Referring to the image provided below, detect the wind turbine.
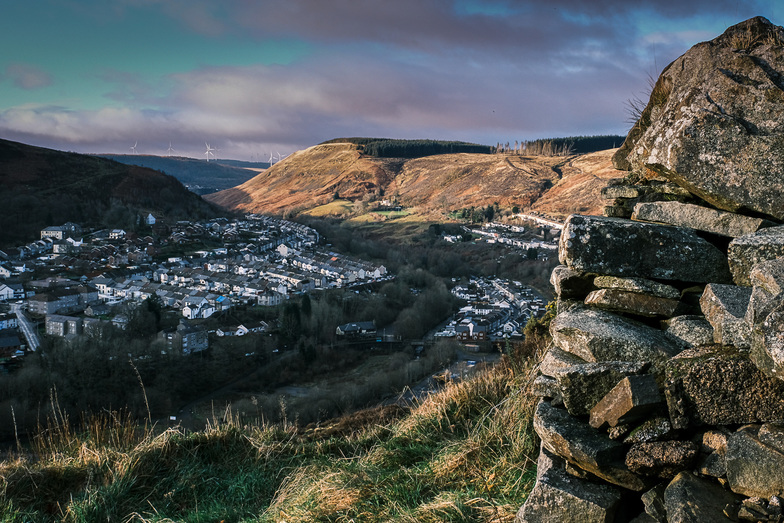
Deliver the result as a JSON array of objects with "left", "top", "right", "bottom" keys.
[
  {"left": 130, "top": 141, "right": 137, "bottom": 154},
  {"left": 204, "top": 143, "right": 215, "bottom": 162},
  {"left": 167, "top": 142, "right": 175, "bottom": 156},
  {"left": 268, "top": 152, "right": 274, "bottom": 165}
]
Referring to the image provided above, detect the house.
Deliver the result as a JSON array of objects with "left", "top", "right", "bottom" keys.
[
  {"left": 0, "top": 332, "right": 23, "bottom": 359},
  {"left": 41, "top": 226, "right": 65, "bottom": 240},
  {"left": 0, "top": 284, "right": 14, "bottom": 301},
  {"left": 159, "top": 319, "right": 208, "bottom": 354},
  {"left": 335, "top": 321, "right": 376, "bottom": 339},
  {"left": 45, "top": 314, "right": 83, "bottom": 337},
  {"left": 0, "top": 312, "right": 17, "bottom": 330},
  {"left": 146, "top": 213, "right": 156, "bottom": 225},
  {"left": 109, "top": 229, "right": 127, "bottom": 240}
]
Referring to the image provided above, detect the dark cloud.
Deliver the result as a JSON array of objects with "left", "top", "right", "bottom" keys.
[{"left": 5, "top": 63, "right": 53, "bottom": 90}]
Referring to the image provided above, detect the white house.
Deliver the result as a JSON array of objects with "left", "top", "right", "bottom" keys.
[
  {"left": 146, "top": 213, "right": 156, "bottom": 225},
  {"left": 0, "top": 284, "right": 14, "bottom": 301}
]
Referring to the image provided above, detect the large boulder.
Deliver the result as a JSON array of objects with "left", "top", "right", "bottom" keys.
[
  {"left": 559, "top": 214, "right": 731, "bottom": 283},
  {"left": 665, "top": 346, "right": 784, "bottom": 428},
  {"left": 726, "top": 424, "right": 784, "bottom": 498},
  {"left": 728, "top": 226, "right": 784, "bottom": 286},
  {"left": 699, "top": 283, "right": 752, "bottom": 348},
  {"left": 613, "top": 17, "right": 784, "bottom": 222},
  {"left": 550, "top": 307, "right": 683, "bottom": 370},
  {"left": 663, "top": 472, "right": 741, "bottom": 523}
]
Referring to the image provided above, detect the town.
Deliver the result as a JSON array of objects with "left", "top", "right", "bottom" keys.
[{"left": 0, "top": 213, "right": 551, "bottom": 371}]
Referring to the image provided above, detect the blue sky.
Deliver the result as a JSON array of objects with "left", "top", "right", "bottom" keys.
[{"left": 0, "top": 0, "right": 781, "bottom": 160}]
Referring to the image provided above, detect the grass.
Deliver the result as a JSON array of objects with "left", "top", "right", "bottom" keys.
[
  {"left": 0, "top": 338, "right": 546, "bottom": 522},
  {"left": 302, "top": 199, "right": 356, "bottom": 217}
]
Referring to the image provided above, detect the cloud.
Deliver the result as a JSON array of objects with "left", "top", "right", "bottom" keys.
[{"left": 5, "top": 63, "right": 53, "bottom": 90}]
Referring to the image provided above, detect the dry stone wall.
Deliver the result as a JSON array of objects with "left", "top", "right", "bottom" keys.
[{"left": 518, "top": 17, "right": 784, "bottom": 522}]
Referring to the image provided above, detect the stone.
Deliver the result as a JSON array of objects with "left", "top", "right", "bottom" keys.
[
  {"left": 533, "top": 399, "right": 648, "bottom": 491},
  {"left": 751, "top": 301, "right": 784, "bottom": 379},
  {"left": 624, "top": 417, "right": 676, "bottom": 445},
  {"left": 663, "top": 471, "right": 741, "bottom": 523},
  {"left": 641, "top": 482, "right": 668, "bottom": 522},
  {"left": 700, "top": 283, "right": 751, "bottom": 348},
  {"left": 531, "top": 375, "right": 561, "bottom": 400},
  {"left": 626, "top": 441, "right": 699, "bottom": 479},
  {"left": 603, "top": 205, "right": 632, "bottom": 219},
  {"left": 550, "top": 265, "right": 596, "bottom": 300},
  {"left": 613, "top": 16, "right": 784, "bottom": 222},
  {"left": 728, "top": 226, "right": 784, "bottom": 286},
  {"left": 701, "top": 429, "right": 730, "bottom": 454},
  {"left": 662, "top": 315, "right": 715, "bottom": 348},
  {"left": 738, "top": 497, "right": 770, "bottom": 521},
  {"left": 555, "top": 361, "right": 648, "bottom": 417},
  {"left": 697, "top": 451, "right": 727, "bottom": 478},
  {"left": 593, "top": 275, "right": 681, "bottom": 300},
  {"left": 550, "top": 307, "right": 683, "bottom": 370},
  {"left": 516, "top": 457, "right": 622, "bottom": 523},
  {"left": 538, "top": 344, "right": 587, "bottom": 379},
  {"left": 726, "top": 424, "right": 784, "bottom": 498},
  {"left": 632, "top": 201, "right": 774, "bottom": 237},
  {"left": 559, "top": 214, "right": 732, "bottom": 283},
  {"left": 585, "top": 288, "right": 680, "bottom": 318},
  {"left": 589, "top": 375, "right": 663, "bottom": 429},
  {"left": 601, "top": 185, "right": 642, "bottom": 199},
  {"left": 746, "top": 258, "right": 784, "bottom": 325},
  {"left": 665, "top": 346, "right": 784, "bottom": 428}
]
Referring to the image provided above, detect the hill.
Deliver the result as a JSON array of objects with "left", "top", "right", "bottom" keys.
[
  {"left": 0, "top": 342, "right": 542, "bottom": 522},
  {"left": 205, "top": 140, "right": 620, "bottom": 221},
  {"left": 0, "top": 139, "right": 224, "bottom": 247},
  {"left": 97, "top": 154, "right": 265, "bottom": 195}
]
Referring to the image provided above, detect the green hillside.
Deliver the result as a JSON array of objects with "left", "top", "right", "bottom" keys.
[{"left": 0, "top": 339, "right": 543, "bottom": 522}]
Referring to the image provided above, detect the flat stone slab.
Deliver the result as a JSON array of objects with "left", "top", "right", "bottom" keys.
[
  {"left": 585, "top": 288, "right": 679, "bottom": 318},
  {"left": 662, "top": 315, "right": 714, "bottom": 348},
  {"left": 700, "top": 283, "right": 751, "bottom": 348},
  {"left": 664, "top": 471, "right": 741, "bottom": 523},
  {"left": 559, "top": 214, "right": 732, "bottom": 283},
  {"left": 626, "top": 441, "right": 699, "bottom": 479},
  {"left": 589, "top": 375, "right": 663, "bottom": 429},
  {"left": 556, "top": 361, "right": 648, "bottom": 417},
  {"left": 593, "top": 275, "right": 680, "bottom": 300},
  {"left": 550, "top": 307, "right": 683, "bottom": 370},
  {"left": 534, "top": 399, "right": 648, "bottom": 491},
  {"left": 601, "top": 184, "right": 642, "bottom": 199},
  {"left": 665, "top": 346, "right": 784, "bottom": 428},
  {"left": 728, "top": 226, "right": 784, "bottom": 286},
  {"left": 632, "top": 201, "right": 774, "bottom": 237},
  {"left": 726, "top": 424, "right": 784, "bottom": 498},
  {"left": 623, "top": 417, "right": 676, "bottom": 445}
]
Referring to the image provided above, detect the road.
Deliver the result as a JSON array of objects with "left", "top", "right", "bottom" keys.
[{"left": 11, "top": 302, "right": 39, "bottom": 351}]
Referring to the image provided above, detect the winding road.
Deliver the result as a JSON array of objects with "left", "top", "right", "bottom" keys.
[{"left": 11, "top": 302, "right": 39, "bottom": 351}]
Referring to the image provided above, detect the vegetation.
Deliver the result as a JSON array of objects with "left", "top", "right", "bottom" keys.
[
  {"left": 503, "top": 135, "right": 626, "bottom": 156},
  {"left": 0, "top": 139, "right": 225, "bottom": 247},
  {"left": 321, "top": 137, "right": 494, "bottom": 158},
  {"left": 0, "top": 334, "right": 547, "bottom": 522}
]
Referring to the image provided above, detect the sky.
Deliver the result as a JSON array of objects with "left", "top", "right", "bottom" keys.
[{"left": 0, "top": 0, "right": 781, "bottom": 161}]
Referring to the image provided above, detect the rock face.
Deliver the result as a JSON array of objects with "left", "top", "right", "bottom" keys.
[
  {"left": 519, "top": 18, "right": 784, "bottom": 521},
  {"left": 613, "top": 17, "right": 784, "bottom": 221}
]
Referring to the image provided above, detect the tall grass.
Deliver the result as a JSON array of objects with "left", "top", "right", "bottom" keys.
[{"left": 1, "top": 338, "right": 545, "bottom": 522}]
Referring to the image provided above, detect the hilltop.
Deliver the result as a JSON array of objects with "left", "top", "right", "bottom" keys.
[
  {"left": 205, "top": 140, "right": 620, "bottom": 221},
  {"left": 0, "top": 139, "right": 224, "bottom": 247},
  {"left": 97, "top": 154, "right": 265, "bottom": 195}
]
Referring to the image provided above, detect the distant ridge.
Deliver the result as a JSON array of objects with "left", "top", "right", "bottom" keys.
[
  {"left": 205, "top": 139, "right": 620, "bottom": 220},
  {"left": 97, "top": 154, "right": 265, "bottom": 195},
  {"left": 0, "top": 139, "right": 224, "bottom": 247}
]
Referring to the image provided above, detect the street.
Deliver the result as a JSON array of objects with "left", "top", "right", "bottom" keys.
[{"left": 11, "top": 302, "right": 39, "bottom": 351}]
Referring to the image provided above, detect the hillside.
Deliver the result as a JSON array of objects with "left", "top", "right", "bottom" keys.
[
  {"left": 205, "top": 141, "right": 620, "bottom": 221},
  {"left": 0, "top": 139, "right": 224, "bottom": 247},
  {"left": 98, "top": 154, "right": 265, "bottom": 195}
]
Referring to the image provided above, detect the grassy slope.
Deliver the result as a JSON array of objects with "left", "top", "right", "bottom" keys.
[
  {"left": 0, "top": 341, "right": 545, "bottom": 522},
  {"left": 205, "top": 141, "right": 621, "bottom": 220}
]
